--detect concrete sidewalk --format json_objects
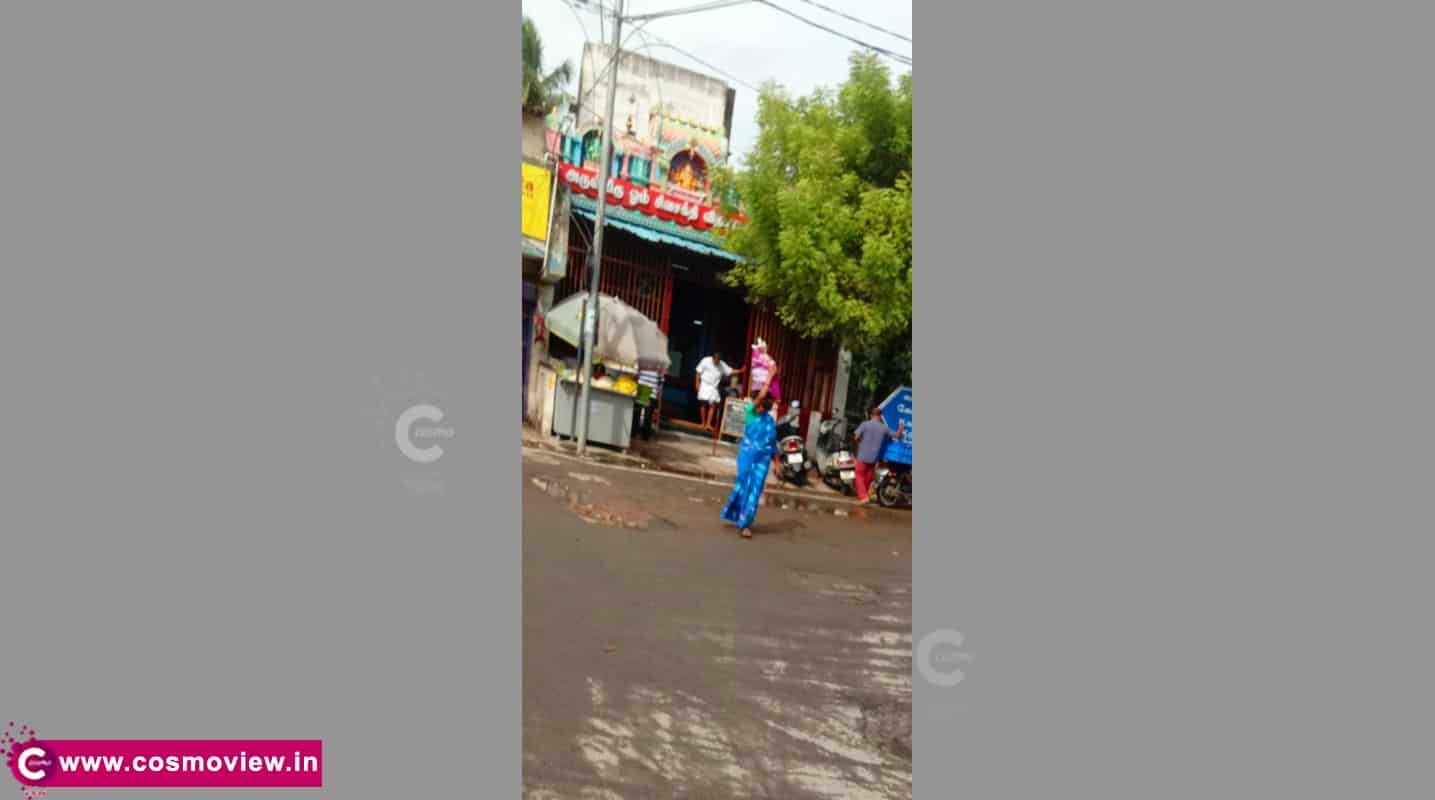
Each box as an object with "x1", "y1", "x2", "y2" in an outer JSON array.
[{"x1": 522, "y1": 423, "x2": 864, "y2": 503}]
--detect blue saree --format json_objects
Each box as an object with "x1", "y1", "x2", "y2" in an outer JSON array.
[{"x1": 721, "y1": 403, "x2": 779, "y2": 530}]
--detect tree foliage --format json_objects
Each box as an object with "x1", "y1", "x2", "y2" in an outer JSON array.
[
  {"x1": 714, "y1": 54, "x2": 912, "y2": 401},
  {"x1": 522, "y1": 16, "x2": 573, "y2": 113}
]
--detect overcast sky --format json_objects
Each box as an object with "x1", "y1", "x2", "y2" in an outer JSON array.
[{"x1": 522, "y1": 0, "x2": 912, "y2": 167}]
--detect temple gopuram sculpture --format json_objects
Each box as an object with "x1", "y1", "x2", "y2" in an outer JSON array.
[{"x1": 545, "y1": 102, "x2": 745, "y2": 225}]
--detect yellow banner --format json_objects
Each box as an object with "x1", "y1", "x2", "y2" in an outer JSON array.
[{"x1": 521, "y1": 162, "x2": 552, "y2": 242}]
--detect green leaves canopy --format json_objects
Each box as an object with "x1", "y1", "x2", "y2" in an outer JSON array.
[{"x1": 714, "y1": 54, "x2": 912, "y2": 396}]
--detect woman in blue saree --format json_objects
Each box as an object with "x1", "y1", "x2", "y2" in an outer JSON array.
[{"x1": 722, "y1": 392, "x2": 779, "y2": 538}]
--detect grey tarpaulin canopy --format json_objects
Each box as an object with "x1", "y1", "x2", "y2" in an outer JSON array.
[{"x1": 546, "y1": 292, "x2": 670, "y2": 372}]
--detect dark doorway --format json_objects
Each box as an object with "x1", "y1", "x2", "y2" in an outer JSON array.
[
  {"x1": 662, "y1": 276, "x2": 749, "y2": 425},
  {"x1": 522, "y1": 282, "x2": 536, "y2": 419}
]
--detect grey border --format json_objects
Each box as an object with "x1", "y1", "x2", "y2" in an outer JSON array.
[
  {"x1": 7, "y1": 1, "x2": 1435, "y2": 797},
  {"x1": 1, "y1": 2, "x2": 514, "y2": 797},
  {"x1": 926, "y1": 1, "x2": 1435, "y2": 797},
  {"x1": 914, "y1": 3, "x2": 964, "y2": 793}
]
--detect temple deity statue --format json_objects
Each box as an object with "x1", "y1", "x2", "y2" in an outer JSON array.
[
  {"x1": 670, "y1": 162, "x2": 697, "y2": 191},
  {"x1": 668, "y1": 144, "x2": 706, "y2": 192}
]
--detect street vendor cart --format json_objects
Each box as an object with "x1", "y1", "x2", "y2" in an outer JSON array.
[{"x1": 543, "y1": 292, "x2": 670, "y2": 451}]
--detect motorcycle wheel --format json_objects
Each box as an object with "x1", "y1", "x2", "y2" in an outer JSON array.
[{"x1": 877, "y1": 480, "x2": 903, "y2": 508}]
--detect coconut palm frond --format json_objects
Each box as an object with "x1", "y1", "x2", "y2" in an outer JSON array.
[
  {"x1": 539, "y1": 60, "x2": 574, "y2": 108},
  {"x1": 522, "y1": 16, "x2": 572, "y2": 112}
]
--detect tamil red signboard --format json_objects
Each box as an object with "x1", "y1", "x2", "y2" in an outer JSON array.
[{"x1": 558, "y1": 164, "x2": 744, "y2": 233}]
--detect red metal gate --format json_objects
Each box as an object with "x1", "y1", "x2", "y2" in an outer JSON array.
[{"x1": 555, "y1": 230, "x2": 673, "y2": 333}]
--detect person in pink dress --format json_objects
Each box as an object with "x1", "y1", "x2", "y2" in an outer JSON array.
[{"x1": 748, "y1": 339, "x2": 781, "y2": 404}]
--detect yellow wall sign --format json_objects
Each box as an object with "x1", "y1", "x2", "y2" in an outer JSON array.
[{"x1": 521, "y1": 162, "x2": 552, "y2": 242}]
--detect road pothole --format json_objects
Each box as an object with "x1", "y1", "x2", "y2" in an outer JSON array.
[
  {"x1": 570, "y1": 503, "x2": 653, "y2": 529},
  {"x1": 531, "y1": 476, "x2": 656, "y2": 530}
]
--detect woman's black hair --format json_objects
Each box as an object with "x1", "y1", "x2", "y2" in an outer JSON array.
[{"x1": 759, "y1": 396, "x2": 774, "y2": 413}]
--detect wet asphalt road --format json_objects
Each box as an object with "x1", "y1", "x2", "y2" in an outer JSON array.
[{"x1": 522, "y1": 448, "x2": 913, "y2": 799}]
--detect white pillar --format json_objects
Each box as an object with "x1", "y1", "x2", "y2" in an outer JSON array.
[
  {"x1": 806, "y1": 411, "x2": 823, "y2": 456},
  {"x1": 526, "y1": 282, "x2": 557, "y2": 428},
  {"x1": 830, "y1": 347, "x2": 852, "y2": 422}
]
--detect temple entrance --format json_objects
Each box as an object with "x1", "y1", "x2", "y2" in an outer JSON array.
[{"x1": 661, "y1": 275, "x2": 750, "y2": 427}]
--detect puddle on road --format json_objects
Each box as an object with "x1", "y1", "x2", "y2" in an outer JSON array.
[
  {"x1": 787, "y1": 569, "x2": 881, "y2": 605},
  {"x1": 530, "y1": 466, "x2": 897, "y2": 522},
  {"x1": 522, "y1": 452, "x2": 563, "y2": 466},
  {"x1": 526, "y1": 443, "x2": 903, "y2": 517},
  {"x1": 758, "y1": 494, "x2": 873, "y2": 519},
  {"x1": 680, "y1": 491, "x2": 871, "y2": 520}
]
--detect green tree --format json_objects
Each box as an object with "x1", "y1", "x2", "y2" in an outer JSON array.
[
  {"x1": 522, "y1": 16, "x2": 573, "y2": 113},
  {"x1": 715, "y1": 54, "x2": 912, "y2": 408}
]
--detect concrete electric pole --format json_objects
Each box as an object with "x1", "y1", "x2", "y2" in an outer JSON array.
[
  {"x1": 574, "y1": 0, "x2": 753, "y2": 454},
  {"x1": 574, "y1": 0, "x2": 624, "y2": 456}
]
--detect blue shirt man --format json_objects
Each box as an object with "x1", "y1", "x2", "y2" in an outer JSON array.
[
  {"x1": 853, "y1": 406, "x2": 904, "y2": 504},
  {"x1": 855, "y1": 409, "x2": 904, "y2": 465}
]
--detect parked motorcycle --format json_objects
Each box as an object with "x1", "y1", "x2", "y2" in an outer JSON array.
[
  {"x1": 814, "y1": 417, "x2": 857, "y2": 495},
  {"x1": 873, "y1": 462, "x2": 913, "y2": 508},
  {"x1": 775, "y1": 401, "x2": 810, "y2": 485}
]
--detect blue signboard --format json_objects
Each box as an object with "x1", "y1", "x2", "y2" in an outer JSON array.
[{"x1": 878, "y1": 386, "x2": 913, "y2": 465}]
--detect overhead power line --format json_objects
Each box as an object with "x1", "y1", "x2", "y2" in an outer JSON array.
[
  {"x1": 788, "y1": 0, "x2": 910, "y2": 43},
  {"x1": 572, "y1": 23, "x2": 659, "y2": 112},
  {"x1": 562, "y1": 0, "x2": 907, "y2": 107},
  {"x1": 624, "y1": 0, "x2": 755, "y2": 22},
  {"x1": 562, "y1": 0, "x2": 660, "y2": 111},
  {"x1": 631, "y1": 30, "x2": 761, "y2": 92},
  {"x1": 556, "y1": 0, "x2": 905, "y2": 136},
  {"x1": 568, "y1": 0, "x2": 616, "y2": 11},
  {"x1": 559, "y1": 0, "x2": 593, "y2": 49},
  {"x1": 564, "y1": 6, "x2": 759, "y2": 118},
  {"x1": 755, "y1": 0, "x2": 911, "y2": 65}
]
